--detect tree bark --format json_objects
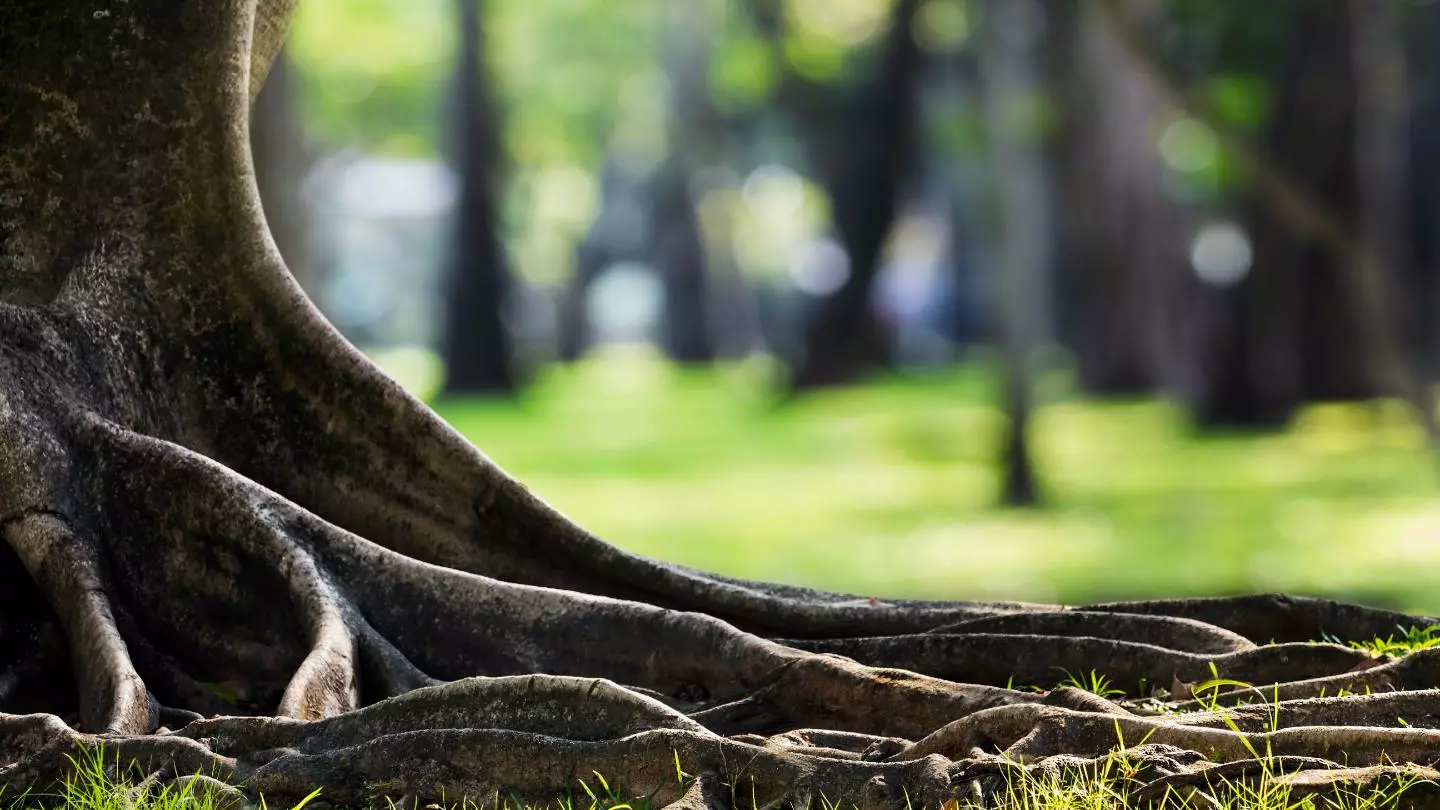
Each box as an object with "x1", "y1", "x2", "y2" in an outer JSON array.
[{"x1": 6, "y1": 2, "x2": 1440, "y2": 806}]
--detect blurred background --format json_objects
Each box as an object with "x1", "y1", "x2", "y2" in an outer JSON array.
[{"x1": 254, "y1": 0, "x2": 1440, "y2": 612}]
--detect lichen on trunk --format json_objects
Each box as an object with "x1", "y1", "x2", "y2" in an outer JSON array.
[{"x1": 5, "y1": 2, "x2": 1440, "y2": 808}]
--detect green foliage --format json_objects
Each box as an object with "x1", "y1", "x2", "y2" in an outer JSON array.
[
  {"x1": 1341, "y1": 625, "x2": 1440, "y2": 658},
  {"x1": 2, "y1": 744, "x2": 321, "y2": 810},
  {"x1": 425, "y1": 352, "x2": 1440, "y2": 612},
  {"x1": 1056, "y1": 670, "x2": 1125, "y2": 700},
  {"x1": 288, "y1": 0, "x2": 661, "y2": 165}
]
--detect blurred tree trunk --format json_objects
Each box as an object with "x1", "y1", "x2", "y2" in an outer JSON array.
[
  {"x1": 1351, "y1": 0, "x2": 1415, "y2": 383},
  {"x1": 786, "y1": 0, "x2": 923, "y2": 391},
  {"x1": 440, "y1": 0, "x2": 516, "y2": 395},
  {"x1": 1195, "y1": 1, "x2": 1363, "y2": 426},
  {"x1": 1409, "y1": 2, "x2": 1440, "y2": 378},
  {"x1": 1049, "y1": 0, "x2": 1195, "y2": 398},
  {"x1": 558, "y1": 161, "x2": 647, "y2": 362},
  {"x1": 978, "y1": 0, "x2": 1050, "y2": 507},
  {"x1": 556, "y1": 238, "x2": 603, "y2": 363},
  {"x1": 649, "y1": 1, "x2": 717, "y2": 365},
  {"x1": 250, "y1": 48, "x2": 317, "y2": 298}
]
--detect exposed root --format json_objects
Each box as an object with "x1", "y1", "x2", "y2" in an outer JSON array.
[
  {"x1": 1162, "y1": 647, "x2": 1440, "y2": 710},
  {"x1": 3, "y1": 514, "x2": 151, "y2": 734},
  {"x1": 923, "y1": 610, "x2": 1257, "y2": 655},
  {"x1": 1167, "y1": 689, "x2": 1440, "y2": 732},
  {"x1": 4, "y1": 410, "x2": 1440, "y2": 805},
  {"x1": 785, "y1": 634, "x2": 1372, "y2": 695},
  {"x1": 1085, "y1": 594, "x2": 1440, "y2": 645},
  {"x1": 898, "y1": 702, "x2": 1440, "y2": 767}
]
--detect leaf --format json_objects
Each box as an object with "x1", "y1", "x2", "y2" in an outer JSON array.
[{"x1": 1169, "y1": 675, "x2": 1196, "y2": 702}]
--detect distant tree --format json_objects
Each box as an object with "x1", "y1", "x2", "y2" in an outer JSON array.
[
  {"x1": 439, "y1": 0, "x2": 516, "y2": 395},
  {"x1": 738, "y1": 0, "x2": 924, "y2": 390},
  {"x1": 649, "y1": 1, "x2": 720, "y2": 364},
  {"x1": 1048, "y1": 0, "x2": 1196, "y2": 398},
  {"x1": 1408, "y1": 0, "x2": 1440, "y2": 376},
  {"x1": 977, "y1": 0, "x2": 1049, "y2": 507},
  {"x1": 1098, "y1": 0, "x2": 1438, "y2": 451},
  {"x1": 556, "y1": 160, "x2": 652, "y2": 362}
]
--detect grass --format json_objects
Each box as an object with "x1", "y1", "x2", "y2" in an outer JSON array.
[
  {"x1": 1338, "y1": 624, "x2": 1440, "y2": 658},
  {"x1": 1, "y1": 745, "x2": 320, "y2": 810},
  {"x1": 17, "y1": 741, "x2": 1427, "y2": 810},
  {"x1": 413, "y1": 348, "x2": 1440, "y2": 612}
]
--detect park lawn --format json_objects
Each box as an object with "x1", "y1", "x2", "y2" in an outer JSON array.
[{"x1": 424, "y1": 349, "x2": 1440, "y2": 615}]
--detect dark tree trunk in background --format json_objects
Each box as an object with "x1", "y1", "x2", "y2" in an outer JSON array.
[
  {"x1": 1351, "y1": 0, "x2": 1415, "y2": 384},
  {"x1": 557, "y1": 161, "x2": 646, "y2": 362},
  {"x1": 250, "y1": 48, "x2": 317, "y2": 297},
  {"x1": 1409, "y1": 1, "x2": 1440, "y2": 377},
  {"x1": 650, "y1": 170, "x2": 713, "y2": 363},
  {"x1": 1197, "y1": 1, "x2": 1366, "y2": 427},
  {"x1": 440, "y1": 0, "x2": 515, "y2": 395},
  {"x1": 1050, "y1": 0, "x2": 1195, "y2": 398},
  {"x1": 649, "y1": 2, "x2": 718, "y2": 365},
  {"x1": 978, "y1": 0, "x2": 1049, "y2": 508},
  {"x1": 787, "y1": 0, "x2": 923, "y2": 391},
  {"x1": 555, "y1": 239, "x2": 604, "y2": 363}
]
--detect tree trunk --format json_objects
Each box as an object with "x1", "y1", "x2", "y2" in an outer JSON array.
[
  {"x1": 977, "y1": 0, "x2": 1049, "y2": 507},
  {"x1": 649, "y1": 0, "x2": 718, "y2": 365},
  {"x1": 1350, "y1": 0, "x2": 1416, "y2": 385},
  {"x1": 786, "y1": 0, "x2": 923, "y2": 391},
  {"x1": 1409, "y1": 0, "x2": 1440, "y2": 377},
  {"x1": 1050, "y1": 0, "x2": 1195, "y2": 398},
  {"x1": 4, "y1": 1, "x2": 1440, "y2": 806},
  {"x1": 1197, "y1": 1, "x2": 1364, "y2": 426},
  {"x1": 439, "y1": 0, "x2": 516, "y2": 395}
]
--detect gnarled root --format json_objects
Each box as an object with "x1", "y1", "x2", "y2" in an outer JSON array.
[{"x1": 7, "y1": 406, "x2": 1440, "y2": 805}]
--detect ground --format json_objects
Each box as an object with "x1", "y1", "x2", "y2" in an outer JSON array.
[{"x1": 410, "y1": 349, "x2": 1440, "y2": 611}]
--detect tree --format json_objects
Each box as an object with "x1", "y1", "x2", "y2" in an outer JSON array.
[
  {"x1": 2, "y1": 1, "x2": 1439, "y2": 805},
  {"x1": 1048, "y1": 0, "x2": 1196, "y2": 398},
  {"x1": 736, "y1": 0, "x2": 925, "y2": 390},
  {"x1": 648, "y1": 0, "x2": 720, "y2": 365},
  {"x1": 786, "y1": 0, "x2": 924, "y2": 391},
  {"x1": 976, "y1": 0, "x2": 1050, "y2": 507},
  {"x1": 439, "y1": 0, "x2": 516, "y2": 394},
  {"x1": 1096, "y1": 0, "x2": 1440, "y2": 453}
]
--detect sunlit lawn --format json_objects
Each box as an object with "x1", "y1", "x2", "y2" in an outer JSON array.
[{"x1": 421, "y1": 349, "x2": 1440, "y2": 614}]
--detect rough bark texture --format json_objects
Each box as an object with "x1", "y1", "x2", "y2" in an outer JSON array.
[{"x1": 6, "y1": 2, "x2": 1440, "y2": 808}]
